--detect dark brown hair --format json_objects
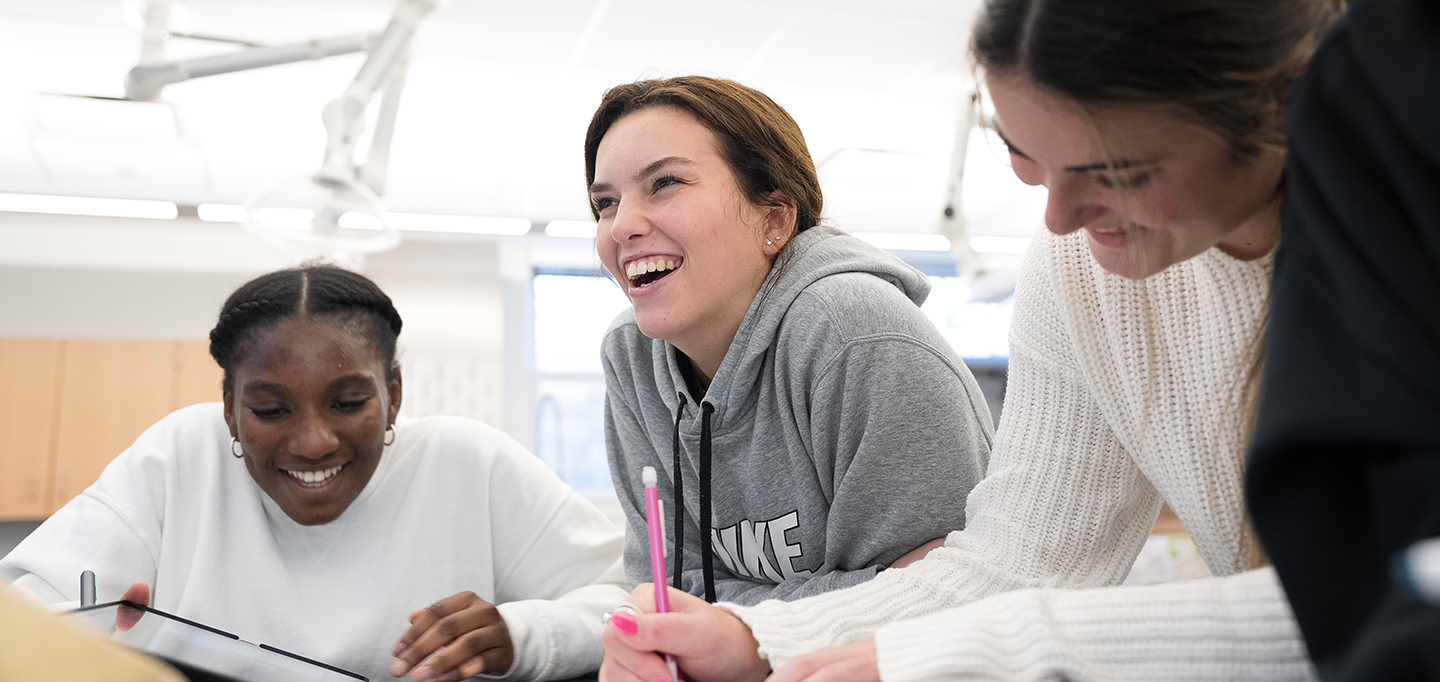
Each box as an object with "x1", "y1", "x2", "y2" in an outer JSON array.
[
  {"x1": 583, "y1": 76, "x2": 822, "y2": 237},
  {"x1": 972, "y1": 0, "x2": 1343, "y2": 159}
]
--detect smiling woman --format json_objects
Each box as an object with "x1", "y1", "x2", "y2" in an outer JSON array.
[
  {"x1": 584, "y1": 76, "x2": 994, "y2": 614},
  {"x1": 0, "y1": 265, "x2": 629, "y2": 682}
]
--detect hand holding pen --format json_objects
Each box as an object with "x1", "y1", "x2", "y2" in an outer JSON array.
[{"x1": 598, "y1": 466, "x2": 769, "y2": 682}]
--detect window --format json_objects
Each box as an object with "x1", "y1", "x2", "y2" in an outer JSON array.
[
  {"x1": 531, "y1": 272, "x2": 630, "y2": 494},
  {"x1": 528, "y1": 270, "x2": 1015, "y2": 492}
]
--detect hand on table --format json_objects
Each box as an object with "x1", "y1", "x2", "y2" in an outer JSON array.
[
  {"x1": 116, "y1": 581, "x2": 150, "y2": 632},
  {"x1": 390, "y1": 591, "x2": 514, "y2": 682},
  {"x1": 600, "y1": 584, "x2": 769, "y2": 682},
  {"x1": 768, "y1": 639, "x2": 879, "y2": 682}
]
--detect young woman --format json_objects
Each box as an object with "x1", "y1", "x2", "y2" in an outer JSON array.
[
  {"x1": 597, "y1": 1, "x2": 1342, "y2": 680},
  {"x1": 588, "y1": 77, "x2": 994, "y2": 605},
  {"x1": 0, "y1": 265, "x2": 628, "y2": 682}
]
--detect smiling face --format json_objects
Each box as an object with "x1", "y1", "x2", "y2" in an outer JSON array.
[
  {"x1": 222, "y1": 315, "x2": 401, "y2": 526},
  {"x1": 591, "y1": 106, "x2": 791, "y2": 378},
  {"x1": 987, "y1": 71, "x2": 1286, "y2": 279}
]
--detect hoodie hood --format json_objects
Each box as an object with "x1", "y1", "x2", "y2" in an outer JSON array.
[{"x1": 686, "y1": 224, "x2": 931, "y2": 428}]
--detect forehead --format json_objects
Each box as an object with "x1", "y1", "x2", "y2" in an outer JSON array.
[
  {"x1": 987, "y1": 72, "x2": 1200, "y2": 161},
  {"x1": 595, "y1": 106, "x2": 723, "y2": 173},
  {"x1": 235, "y1": 316, "x2": 383, "y2": 381}
]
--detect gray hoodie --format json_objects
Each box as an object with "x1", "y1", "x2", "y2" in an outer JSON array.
[{"x1": 602, "y1": 225, "x2": 993, "y2": 606}]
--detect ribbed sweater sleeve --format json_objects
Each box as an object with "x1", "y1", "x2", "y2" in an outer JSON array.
[
  {"x1": 726, "y1": 229, "x2": 1304, "y2": 676},
  {"x1": 875, "y1": 567, "x2": 1313, "y2": 681}
]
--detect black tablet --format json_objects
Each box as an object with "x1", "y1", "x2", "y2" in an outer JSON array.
[{"x1": 66, "y1": 601, "x2": 367, "y2": 682}]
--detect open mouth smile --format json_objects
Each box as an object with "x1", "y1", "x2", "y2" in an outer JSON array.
[
  {"x1": 284, "y1": 463, "x2": 345, "y2": 488},
  {"x1": 625, "y1": 257, "x2": 681, "y2": 288}
]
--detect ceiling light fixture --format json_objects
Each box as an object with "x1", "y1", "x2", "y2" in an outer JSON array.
[
  {"x1": 969, "y1": 236, "x2": 1031, "y2": 254},
  {"x1": 388, "y1": 213, "x2": 532, "y2": 235},
  {"x1": 0, "y1": 192, "x2": 177, "y2": 220},
  {"x1": 543, "y1": 220, "x2": 598, "y2": 239},
  {"x1": 123, "y1": 0, "x2": 441, "y2": 263},
  {"x1": 852, "y1": 232, "x2": 952, "y2": 252},
  {"x1": 196, "y1": 203, "x2": 248, "y2": 223}
]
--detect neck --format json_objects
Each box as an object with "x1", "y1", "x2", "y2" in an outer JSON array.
[{"x1": 1217, "y1": 190, "x2": 1283, "y2": 261}]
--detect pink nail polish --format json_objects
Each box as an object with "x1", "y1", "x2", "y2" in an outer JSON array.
[{"x1": 610, "y1": 612, "x2": 638, "y2": 635}]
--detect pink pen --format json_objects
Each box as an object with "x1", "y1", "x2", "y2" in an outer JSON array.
[{"x1": 642, "y1": 466, "x2": 681, "y2": 682}]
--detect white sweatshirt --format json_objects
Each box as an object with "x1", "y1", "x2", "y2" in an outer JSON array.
[
  {"x1": 0, "y1": 403, "x2": 629, "y2": 682},
  {"x1": 727, "y1": 228, "x2": 1317, "y2": 680}
]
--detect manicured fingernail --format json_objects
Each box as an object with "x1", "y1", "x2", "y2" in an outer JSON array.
[
  {"x1": 390, "y1": 660, "x2": 409, "y2": 676},
  {"x1": 610, "y1": 612, "x2": 638, "y2": 635},
  {"x1": 412, "y1": 665, "x2": 431, "y2": 681}
]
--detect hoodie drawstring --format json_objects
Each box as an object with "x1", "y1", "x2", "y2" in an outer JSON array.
[
  {"x1": 669, "y1": 393, "x2": 717, "y2": 603},
  {"x1": 670, "y1": 393, "x2": 687, "y2": 591},
  {"x1": 699, "y1": 401, "x2": 716, "y2": 603}
]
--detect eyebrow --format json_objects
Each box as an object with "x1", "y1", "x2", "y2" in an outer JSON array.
[
  {"x1": 993, "y1": 124, "x2": 1156, "y2": 173},
  {"x1": 242, "y1": 374, "x2": 375, "y2": 396},
  {"x1": 588, "y1": 156, "x2": 696, "y2": 196}
]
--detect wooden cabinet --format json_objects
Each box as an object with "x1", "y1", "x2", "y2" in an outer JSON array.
[
  {"x1": 0, "y1": 338, "x2": 223, "y2": 521},
  {"x1": 0, "y1": 340, "x2": 63, "y2": 520}
]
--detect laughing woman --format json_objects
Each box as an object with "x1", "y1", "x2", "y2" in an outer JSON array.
[
  {"x1": 0, "y1": 264, "x2": 628, "y2": 682},
  {"x1": 588, "y1": 76, "x2": 994, "y2": 606}
]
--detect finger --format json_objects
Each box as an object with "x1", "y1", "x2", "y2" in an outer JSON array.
[
  {"x1": 121, "y1": 581, "x2": 150, "y2": 606},
  {"x1": 602, "y1": 617, "x2": 681, "y2": 682},
  {"x1": 394, "y1": 592, "x2": 478, "y2": 656},
  {"x1": 626, "y1": 583, "x2": 658, "y2": 613},
  {"x1": 116, "y1": 582, "x2": 150, "y2": 632},
  {"x1": 768, "y1": 641, "x2": 878, "y2": 682},
  {"x1": 408, "y1": 626, "x2": 510, "y2": 681}
]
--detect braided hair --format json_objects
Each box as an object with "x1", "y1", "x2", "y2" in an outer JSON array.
[{"x1": 209, "y1": 264, "x2": 404, "y2": 393}]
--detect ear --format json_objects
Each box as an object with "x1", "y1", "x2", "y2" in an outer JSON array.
[
  {"x1": 222, "y1": 391, "x2": 239, "y2": 439},
  {"x1": 762, "y1": 190, "x2": 798, "y2": 255},
  {"x1": 386, "y1": 369, "x2": 403, "y2": 426}
]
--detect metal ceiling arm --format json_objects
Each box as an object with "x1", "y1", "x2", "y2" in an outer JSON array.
[
  {"x1": 937, "y1": 91, "x2": 981, "y2": 279},
  {"x1": 359, "y1": 55, "x2": 411, "y2": 196},
  {"x1": 317, "y1": 0, "x2": 437, "y2": 185},
  {"x1": 123, "y1": 34, "x2": 373, "y2": 102}
]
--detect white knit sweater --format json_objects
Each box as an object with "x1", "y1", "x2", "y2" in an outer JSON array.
[{"x1": 726, "y1": 228, "x2": 1317, "y2": 680}]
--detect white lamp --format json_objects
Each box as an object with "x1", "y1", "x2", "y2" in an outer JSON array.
[{"x1": 123, "y1": 0, "x2": 440, "y2": 263}]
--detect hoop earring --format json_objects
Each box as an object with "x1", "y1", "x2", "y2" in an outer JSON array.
[
  {"x1": 230, "y1": 437, "x2": 244, "y2": 459},
  {"x1": 384, "y1": 425, "x2": 396, "y2": 447}
]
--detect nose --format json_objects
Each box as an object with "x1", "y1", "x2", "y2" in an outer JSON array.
[
  {"x1": 1043, "y1": 176, "x2": 1110, "y2": 236},
  {"x1": 606, "y1": 200, "x2": 651, "y2": 244},
  {"x1": 289, "y1": 412, "x2": 339, "y2": 459}
]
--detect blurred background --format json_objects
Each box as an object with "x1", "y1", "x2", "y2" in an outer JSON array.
[{"x1": 0, "y1": 0, "x2": 1050, "y2": 547}]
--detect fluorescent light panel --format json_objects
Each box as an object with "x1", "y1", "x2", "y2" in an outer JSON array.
[
  {"x1": 199, "y1": 205, "x2": 534, "y2": 236},
  {"x1": 969, "y1": 236, "x2": 1031, "y2": 254},
  {"x1": 852, "y1": 232, "x2": 951, "y2": 252},
  {"x1": 0, "y1": 192, "x2": 177, "y2": 220},
  {"x1": 387, "y1": 212, "x2": 532, "y2": 235},
  {"x1": 197, "y1": 203, "x2": 248, "y2": 223},
  {"x1": 544, "y1": 220, "x2": 597, "y2": 239}
]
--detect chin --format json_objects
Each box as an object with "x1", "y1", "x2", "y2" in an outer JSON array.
[{"x1": 1087, "y1": 244, "x2": 1169, "y2": 280}]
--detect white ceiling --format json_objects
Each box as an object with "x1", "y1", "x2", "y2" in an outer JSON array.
[{"x1": 0, "y1": 0, "x2": 1045, "y2": 243}]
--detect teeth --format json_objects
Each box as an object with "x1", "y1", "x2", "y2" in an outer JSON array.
[
  {"x1": 626, "y1": 258, "x2": 680, "y2": 279},
  {"x1": 286, "y1": 464, "x2": 343, "y2": 485}
]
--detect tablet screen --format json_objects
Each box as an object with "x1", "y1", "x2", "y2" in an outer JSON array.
[{"x1": 66, "y1": 601, "x2": 367, "y2": 682}]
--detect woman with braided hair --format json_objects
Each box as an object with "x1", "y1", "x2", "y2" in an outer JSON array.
[{"x1": 1, "y1": 264, "x2": 629, "y2": 682}]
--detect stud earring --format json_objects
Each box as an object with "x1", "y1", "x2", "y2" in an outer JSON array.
[
  {"x1": 766, "y1": 238, "x2": 774, "y2": 245},
  {"x1": 230, "y1": 437, "x2": 244, "y2": 459}
]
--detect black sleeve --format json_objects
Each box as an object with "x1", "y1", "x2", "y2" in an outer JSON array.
[{"x1": 1245, "y1": 0, "x2": 1440, "y2": 679}]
